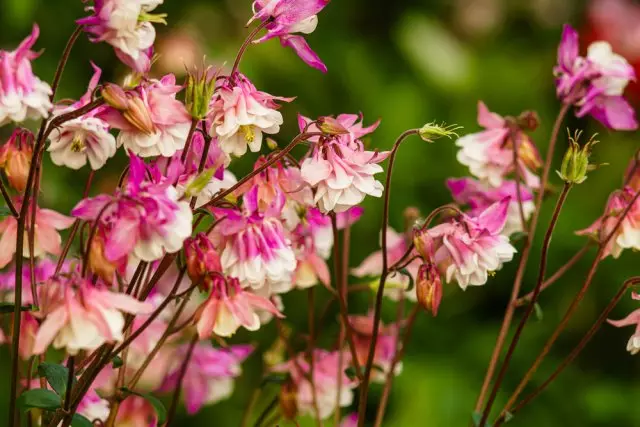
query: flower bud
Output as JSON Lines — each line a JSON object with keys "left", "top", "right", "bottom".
{"left": 515, "top": 134, "right": 542, "bottom": 171}
{"left": 318, "top": 116, "right": 349, "bottom": 135}
{"left": 185, "top": 66, "right": 217, "bottom": 120}
{"left": 418, "top": 121, "right": 461, "bottom": 142}
{"left": 558, "top": 131, "right": 598, "bottom": 185}
{"left": 516, "top": 110, "right": 540, "bottom": 131}
{"left": 0, "top": 128, "right": 34, "bottom": 192}
{"left": 413, "top": 228, "right": 435, "bottom": 261}
{"left": 279, "top": 381, "right": 298, "bottom": 420}
{"left": 101, "top": 83, "right": 129, "bottom": 110}
{"left": 416, "top": 263, "right": 442, "bottom": 316}
{"left": 185, "top": 233, "right": 222, "bottom": 290}
{"left": 89, "top": 231, "right": 117, "bottom": 283}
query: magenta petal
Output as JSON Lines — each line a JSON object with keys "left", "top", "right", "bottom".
{"left": 280, "top": 35, "right": 327, "bottom": 73}
{"left": 558, "top": 24, "right": 579, "bottom": 71}
{"left": 593, "top": 96, "right": 638, "bottom": 131}
{"left": 476, "top": 197, "right": 510, "bottom": 234}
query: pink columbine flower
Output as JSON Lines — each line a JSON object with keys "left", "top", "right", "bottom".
{"left": 32, "top": 275, "right": 153, "bottom": 355}
{"left": 447, "top": 177, "right": 535, "bottom": 236}
{"left": 456, "top": 102, "right": 541, "bottom": 188}
{"left": 116, "top": 395, "right": 159, "bottom": 427}
{"left": 349, "top": 314, "right": 401, "bottom": 382}
{"left": 576, "top": 186, "right": 640, "bottom": 258}
{"left": 72, "top": 153, "right": 192, "bottom": 263}
{"left": 273, "top": 349, "right": 357, "bottom": 419}
{"left": 299, "top": 114, "right": 389, "bottom": 213}
{"left": 352, "top": 227, "right": 420, "bottom": 301}
{"left": 427, "top": 198, "right": 517, "bottom": 289}
{"left": 0, "top": 199, "right": 74, "bottom": 269}
{"left": 195, "top": 275, "right": 283, "bottom": 338}
{"left": 78, "top": 0, "right": 165, "bottom": 73}
{"left": 248, "top": 0, "right": 330, "bottom": 72}
{"left": 0, "top": 258, "right": 69, "bottom": 306}
{"left": 77, "top": 389, "right": 110, "bottom": 425}
{"left": 555, "top": 24, "right": 637, "bottom": 130}
{"left": 208, "top": 74, "right": 293, "bottom": 157}
{"left": 607, "top": 293, "right": 640, "bottom": 355}
{"left": 0, "top": 128, "right": 33, "bottom": 192}
{"left": 160, "top": 343, "right": 253, "bottom": 414}
{"left": 99, "top": 75, "right": 191, "bottom": 157}
{"left": 214, "top": 192, "right": 297, "bottom": 293}
{"left": 0, "top": 313, "right": 38, "bottom": 359}
{"left": 47, "top": 63, "right": 117, "bottom": 170}
{"left": 340, "top": 413, "right": 359, "bottom": 427}
{"left": 291, "top": 208, "right": 332, "bottom": 288}
{"left": 0, "top": 24, "right": 52, "bottom": 125}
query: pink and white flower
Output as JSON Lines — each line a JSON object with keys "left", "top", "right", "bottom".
{"left": 576, "top": 186, "right": 640, "bottom": 258}
{"left": 77, "top": 390, "right": 110, "bottom": 424}
{"left": 0, "top": 24, "right": 52, "bottom": 125}
{"left": 299, "top": 114, "right": 389, "bottom": 213}
{"left": 555, "top": 24, "right": 638, "bottom": 130}
{"left": 99, "top": 75, "right": 191, "bottom": 157}
{"left": 32, "top": 276, "right": 153, "bottom": 355}
{"left": 447, "top": 177, "right": 535, "bottom": 236}
{"left": 349, "top": 314, "right": 401, "bottom": 382}
{"left": 78, "top": 0, "right": 165, "bottom": 73}
{"left": 291, "top": 208, "right": 332, "bottom": 288}
{"left": 208, "top": 74, "right": 293, "bottom": 157}
{"left": 455, "top": 101, "right": 541, "bottom": 188}
{"left": 48, "top": 63, "right": 117, "bottom": 170}
{"left": 427, "top": 198, "right": 517, "bottom": 289}
{"left": 272, "top": 349, "right": 357, "bottom": 419}
{"left": 249, "top": 0, "right": 330, "bottom": 72}
{"left": 195, "top": 275, "right": 283, "bottom": 338}
{"left": 160, "top": 343, "right": 253, "bottom": 414}
{"left": 115, "top": 395, "right": 159, "bottom": 427}
{"left": 72, "top": 153, "right": 192, "bottom": 263}
{"left": 607, "top": 293, "right": 640, "bottom": 355}
{"left": 0, "top": 199, "right": 74, "bottom": 269}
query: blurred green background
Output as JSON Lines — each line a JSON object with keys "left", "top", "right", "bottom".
{"left": 1, "top": 0, "right": 639, "bottom": 425}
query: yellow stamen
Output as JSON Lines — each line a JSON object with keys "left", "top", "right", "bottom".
{"left": 240, "top": 125, "right": 255, "bottom": 143}
{"left": 70, "top": 137, "right": 86, "bottom": 153}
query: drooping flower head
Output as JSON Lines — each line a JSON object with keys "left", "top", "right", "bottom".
{"left": 115, "top": 395, "right": 159, "bottom": 427}
{"left": 426, "top": 198, "right": 517, "bottom": 289}
{"left": 576, "top": 186, "right": 640, "bottom": 258}
{"left": 99, "top": 76, "right": 191, "bottom": 157}
{"left": 0, "top": 128, "right": 34, "bottom": 191}
{"left": 299, "top": 113, "right": 389, "bottom": 213}
{"left": 555, "top": 24, "right": 638, "bottom": 130}
{"left": 607, "top": 292, "right": 640, "bottom": 355}
{"left": 195, "top": 275, "right": 283, "bottom": 338}
{"left": 208, "top": 74, "right": 293, "bottom": 157}
{"left": 248, "top": 0, "right": 330, "bottom": 72}
{"left": 455, "top": 102, "right": 541, "bottom": 188}
{"left": 160, "top": 342, "right": 253, "bottom": 414}
{"left": 0, "top": 24, "right": 52, "bottom": 125}
{"left": 48, "top": 63, "right": 117, "bottom": 170}
{"left": 0, "top": 199, "right": 74, "bottom": 269}
{"left": 291, "top": 207, "right": 332, "bottom": 288}
{"left": 78, "top": 0, "right": 166, "bottom": 73}
{"left": 72, "top": 153, "right": 193, "bottom": 265}
{"left": 447, "top": 177, "right": 535, "bottom": 236}
{"left": 349, "top": 314, "right": 401, "bottom": 382}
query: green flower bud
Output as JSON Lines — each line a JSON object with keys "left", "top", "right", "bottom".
{"left": 185, "top": 65, "right": 217, "bottom": 120}
{"left": 418, "top": 121, "right": 462, "bottom": 142}
{"left": 557, "top": 131, "right": 598, "bottom": 184}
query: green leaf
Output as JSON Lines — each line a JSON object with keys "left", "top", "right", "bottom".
{"left": 534, "top": 303, "right": 544, "bottom": 321}
{"left": 184, "top": 168, "right": 215, "bottom": 197}
{"left": 71, "top": 414, "right": 94, "bottom": 427}
{"left": 471, "top": 412, "right": 492, "bottom": 427}
{"left": 112, "top": 355, "right": 124, "bottom": 368}
{"left": 119, "top": 388, "right": 167, "bottom": 424}
{"left": 17, "top": 389, "right": 61, "bottom": 412}
{"left": 0, "top": 302, "right": 36, "bottom": 313}
{"left": 0, "top": 206, "right": 11, "bottom": 219}
{"left": 38, "top": 363, "right": 71, "bottom": 397}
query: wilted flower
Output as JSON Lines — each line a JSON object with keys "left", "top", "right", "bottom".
{"left": 0, "top": 199, "right": 74, "bottom": 269}
{"left": 47, "top": 63, "right": 117, "bottom": 170}
{"left": 349, "top": 314, "right": 401, "bottom": 382}
{"left": 456, "top": 101, "right": 541, "bottom": 188}
{"left": 416, "top": 263, "right": 443, "bottom": 316}
{"left": 248, "top": 0, "right": 330, "bottom": 72}
{"left": 98, "top": 75, "right": 191, "bottom": 157}
{"left": 0, "top": 24, "right": 52, "bottom": 125}
{"left": 78, "top": 0, "right": 166, "bottom": 73}
{"left": 194, "top": 275, "right": 283, "bottom": 338}
{"left": 576, "top": 186, "right": 640, "bottom": 258}
{"left": 208, "top": 74, "right": 293, "bottom": 157}
{"left": 447, "top": 177, "right": 535, "bottom": 236}
{"left": 72, "top": 153, "right": 192, "bottom": 263}
{"left": 427, "top": 198, "right": 517, "bottom": 289}
{"left": 607, "top": 293, "right": 640, "bottom": 355}
{"left": 555, "top": 24, "right": 637, "bottom": 130}
{"left": 32, "top": 275, "right": 153, "bottom": 355}
{"left": 0, "top": 128, "right": 33, "bottom": 191}
{"left": 160, "top": 343, "right": 253, "bottom": 414}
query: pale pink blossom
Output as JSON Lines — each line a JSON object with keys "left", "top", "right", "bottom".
{"left": 447, "top": 177, "right": 535, "bottom": 236}
{"left": 115, "top": 395, "right": 158, "bottom": 427}
{"left": 0, "top": 199, "right": 74, "bottom": 269}
{"left": 77, "top": 390, "right": 110, "bottom": 424}
{"left": 160, "top": 343, "right": 253, "bottom": 414}
{"left": 0, "top": 24, "right": 52, "bottom": 125}
{"left": 349, "top": 314, "right": 401, "bottom": 382}
{"left": 48, "top": 63, "right": 117, "bottom": 170}
{"left": 0, "top": 313, "right": 38, "bottom": 359}
{"left": 291, "top": 208, "right": 332, "bottom": 288}
{"left": 555, "top": 24, "right": 637, "bottom": 130}
{"left": 72, "top": 153, "right": 193, "bottom": 263}
{"left": 608, "top": 293, "right": 640, "bottom": 355}
{"left": 340, "top": 413, "right": 359, "bottom": 427}
{"left": 0, "top": 258, "right": 67, "bottom": 305}
{"left": 32, "top": 276, "right": 153, "bottom": 355}
{"left": 456, "top": 102, "right": 541, "bottom": 188}
{"left": 273, "top": 349, "right": 357, "bottom": 419}
{"left": 427, "top": 198, "right": 517, "bottom": 289}
{"left": 99, "top": 75, "right": 191, "bottom": 157}
{"left": 195, "top": 275, "right": 283, "bottom": 338}
{"left": 208, "top": 74, "right": 293, "bottom": 157}
{"left": 576, "top": 186, "right": 640, "bottom": 258}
